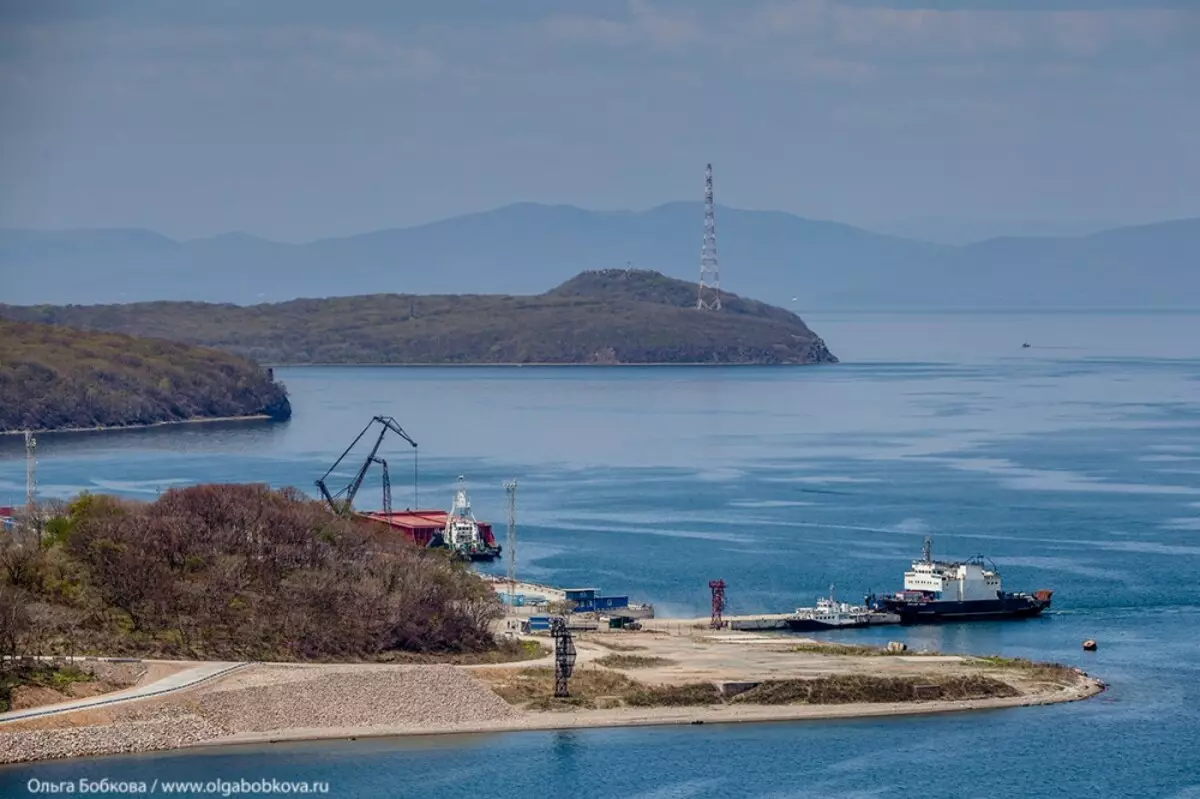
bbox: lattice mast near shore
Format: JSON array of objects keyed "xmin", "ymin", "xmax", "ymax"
[
  {"xmin": 697, "ymin": 163, "xmax": 722, "ymax": 311},
  {"xmin": 709, "ymin": 579, "xmax": 727, "ymax": 629}
]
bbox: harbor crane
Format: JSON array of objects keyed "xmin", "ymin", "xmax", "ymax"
[{"xmin": 316, "ymin": 415, "xmax": 418, "ymax": 517}]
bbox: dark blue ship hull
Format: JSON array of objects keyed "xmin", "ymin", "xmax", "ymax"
[{"xmin": 872, "ymin": 593, "xmax": 1050, "ymax": 625}]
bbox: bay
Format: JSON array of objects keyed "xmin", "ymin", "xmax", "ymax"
[{"xmin": 2, "ymin": 310, "xmax": 1199, "ymax": 798}]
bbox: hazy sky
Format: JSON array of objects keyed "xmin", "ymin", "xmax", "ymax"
[{"xmin": 1, "ymin": 0, "xmax": 1197, "ymax": 241}]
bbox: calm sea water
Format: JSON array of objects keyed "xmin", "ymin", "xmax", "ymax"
[{"xmin": 3, "ymin": 311, "xmax": 1200, "ymax": 798}]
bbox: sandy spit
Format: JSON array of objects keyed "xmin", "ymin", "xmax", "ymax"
[{"xmin": 0, "ymin": 664, "xmax": 1103, "ymax": 765}]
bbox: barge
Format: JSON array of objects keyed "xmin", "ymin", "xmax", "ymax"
[
  {"xmin": 365, "ymin": 476, "xmax": 502, "ymax": 561},
  {"xmin": 866, "ymin": 537, "xmax": 1052, "ymax": 624}
]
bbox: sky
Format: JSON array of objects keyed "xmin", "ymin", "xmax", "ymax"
[{"xmin": 1, "ymin": 0, "xmax": 1197, "ymax": 242}]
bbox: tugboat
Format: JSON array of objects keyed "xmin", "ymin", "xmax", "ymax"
[
  {"xmin": 787, "ymin": 586, "xmax": 875, "ymax": 631},
  {"xmin": 443, "ymin": 475, "xmax": 502, "ymax": 562},
  {"xmin": 866, "ymin": 537, "xmax": 1052, "ymax": 624}
]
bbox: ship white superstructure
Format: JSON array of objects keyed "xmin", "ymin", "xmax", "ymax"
[
  {"xmin": 902, "ymin": 538, "xmax": 1002, "ymax": 602},
  {"xmin": 444, "ymin": 475, "xmax": 485, "ymax": 551}
]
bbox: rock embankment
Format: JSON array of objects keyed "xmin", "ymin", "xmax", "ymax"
[
  {"xmin": 197, "ymin": 664, "xmax": 518, "ymax": 732},
  {"xmin": 0, "ymin": 664, "xmax": 515, "ymax": 764}
]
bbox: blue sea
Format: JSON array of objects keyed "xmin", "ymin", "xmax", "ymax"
[{"xmin": 2, "ymin": 310, "xmax": 1199, "ymax": 798}]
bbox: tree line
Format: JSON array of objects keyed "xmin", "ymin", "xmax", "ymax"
[
  {"xmin": 0, "ymin": 484, "xmax": 503, "ymax": 690},
  {"xmin": 0, "ymin": 319, "xmax": 291, "ymax": 433}
]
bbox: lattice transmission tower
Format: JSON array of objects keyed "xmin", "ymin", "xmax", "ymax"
[
  {"xmin": 709, "ymin": 579, "xmax": 727, "ymax": 629},
  {"xmin": 697, "ymin": 163, "xmax": 722, "ymax": 311}
]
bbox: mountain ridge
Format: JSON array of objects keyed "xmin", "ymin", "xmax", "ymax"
[{"xmin": 2, "ymin": 205, "xmax": 1196, "ymax": 309}]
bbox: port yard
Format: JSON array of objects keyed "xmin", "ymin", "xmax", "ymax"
[{"xmin": 0, "ymin": 615, "xmax": 1103, "ymax": 764}]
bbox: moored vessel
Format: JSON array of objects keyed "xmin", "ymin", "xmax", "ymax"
[
  {"xmin": 440, "ymin": 475, "xmax": 503, "ymax": 561},
  {"xmin": 786, "ymin": 586, "xmax": 900, "ymax": 631},
  {"xmin": 866, "ymin": 537, "xmax": 1052, "ymax": 624}
]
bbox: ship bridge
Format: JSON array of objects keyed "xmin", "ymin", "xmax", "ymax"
[{"xmin": 903, "ymin": 539, "xmax": 1002, "ymax": 601}]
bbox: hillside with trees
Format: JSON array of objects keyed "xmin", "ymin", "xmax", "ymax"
[
  {"xmin": 0, "ymin": 320, "xmax": 291, "ymax": 433},
  {"xmin": 0, "ymin": 270, "xmax": 837, "ymax": 366},
  {"xmin": 0, "ymin": 484, "xmax": 504, "ymax": 708}
]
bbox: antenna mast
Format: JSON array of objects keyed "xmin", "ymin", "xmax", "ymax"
[
  {"xmin": 709, "ymin": 578, "xmax": 727, "ymax": 629},
  {"xmin": 504, "ymin": 480, "xmax": 518, "ymax": 599},
  {"xmin": 697, "ymin": 163, "xmax": 721, "ymax": 311}
]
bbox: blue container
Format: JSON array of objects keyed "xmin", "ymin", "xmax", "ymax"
[{"xmin": 564, "ymin": 588, "xmax": 598, "ymax": 602}]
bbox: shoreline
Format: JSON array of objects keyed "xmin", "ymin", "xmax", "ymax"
[
  {"xmin": 0, "ymin": 631, "xmax": 1106, "ymax": 765},
  {"xmin": 267, "ymin": 361, "xmax": 835, "ymax": 368},
  {"xmin": 193, "ymin": 675, "xmax": 1104, "ymax": 752},
  {"xmin": 0, "ymin": 414, "xmax": 275, "ymax": 437},
  {"xmin": 0, "ymin": 672, "xmax": 1104, "ymax": 766}
]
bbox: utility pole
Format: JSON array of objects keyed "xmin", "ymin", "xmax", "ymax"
[
  {"xmin": 24, "ymin": 430, "xmax": 39, "ymax": 542},
  {"xmin": 504, "ymin": 480, "xmax": 518, "ymax": 600}
]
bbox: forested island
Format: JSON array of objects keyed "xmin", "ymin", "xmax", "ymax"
[
  {"xmin": 0, "ymin": 319, "xmax": 290, "ymax": 433},
  {"xmin": 0, "ymin": 270, "xmax": 838, "ymax": 366}
]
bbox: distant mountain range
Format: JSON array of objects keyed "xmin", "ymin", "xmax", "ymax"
[
  {"xmin": 2, "ymin": 204, "xmax": 1197, "ymax": 308},
  {"xmin": 872, "ymin": 216, "xmax": 1123, "ymax": 246}
]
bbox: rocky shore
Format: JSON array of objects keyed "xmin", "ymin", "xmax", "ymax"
[{"xmin": 0, "ymin": 665, "xmax": 518, "ymax": 764}]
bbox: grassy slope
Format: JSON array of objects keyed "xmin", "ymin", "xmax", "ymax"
[
  {"xmin": 0, "ymin": 271, "xmax": 838, "ymax": 366},
  {"xmin": 0, "ymin": 319, "xmax": 290, "ymax": 433}
]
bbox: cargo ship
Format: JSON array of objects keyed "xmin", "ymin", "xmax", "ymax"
[{"xmin": 865, "ymin": 537, "xmax": 1052, "ymax": 624}]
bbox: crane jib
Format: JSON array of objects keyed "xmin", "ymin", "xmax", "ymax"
[{"xmin": 315, "ymin": 415, "xmax": 419, "ymax": 515}]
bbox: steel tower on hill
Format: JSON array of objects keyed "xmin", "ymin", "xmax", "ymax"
[{"xmin": 697, "ymin": 163, "xmax": 722, "ymax": 311}]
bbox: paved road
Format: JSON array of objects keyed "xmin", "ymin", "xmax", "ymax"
[{"xmin": 0, "ymin": 660, "xmax": 249, "ymax": 725}]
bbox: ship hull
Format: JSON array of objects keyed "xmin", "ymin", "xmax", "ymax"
[
  {"xmin": 878, "ymin": 596, "xmax": 1050, "ymax": 625},
  {"xmin": 785, "ymin": 618, "xmax": 870, "ymax": 632}
]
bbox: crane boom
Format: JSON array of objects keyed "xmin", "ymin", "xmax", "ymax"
[{"xmin": 315, "ymin": 415, "xmax": 418, "ymax": 515}]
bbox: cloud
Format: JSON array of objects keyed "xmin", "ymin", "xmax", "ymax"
[
  {"xmin": 540, "ymin": 0, "xmax": 703, "ymax": 52},
  {"xmin": 743, "ymin": 1, "xmax": 1197, "ymax": 62}
]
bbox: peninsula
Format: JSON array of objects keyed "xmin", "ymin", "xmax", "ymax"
[
  {"xmin": 0, "ymin": 270, "xmax": 837, "ymax": 366},
  {"xmin": 0, "ymin": 485, "xmax": 1101, "ymax": 764},
  {"xmin": 0, "ymin": 320, "xmax": 290, "ymax": 434}
]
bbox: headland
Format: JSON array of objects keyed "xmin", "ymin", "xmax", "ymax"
[
  {"xmin": 0, "ymin": 319, "xmax": 290, "ymax": 434},
  {"xmin": 0, "ymin": 270, "xmax": 837, "ymax": 366}
]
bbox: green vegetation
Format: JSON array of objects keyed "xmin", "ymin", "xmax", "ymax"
[
  {"xmin": 594, "ymin": 654, "xmax": 674, "ymax": 669},
  {"xmin": 478, "ymin": 667, "xmax": 1020, "ymax": 711},
  {"xmin": 624, "ymin": 682, "xmax": 722, "ymax": 707},
  {"xmin": 378, "ymin": 639, "xmax": 548, "ymax": 665},
  {"xmin": 0, "ymin": 661, "xmax": 94, "ymax": 713},
  {"xmin": 972, "ymin": 655, "xmax": 1078, "ymax": 685},
  {"xmin": 587, "ymin": 639, "xmax": 648, "ymax": 652},
  {"xmin": 730, "ymin": 675, "xmax": 1020, "ymax": 705},
  {"xmin": 0, "ymin": 270, "xmax": 838, "ymax": 366},
  {"xmin": 0, "ymin": 484, "xmax": 504, "ymax": 674},
  {"xmin": 0, "ymin": 319, "xmax": 290, "ymax": 433}
]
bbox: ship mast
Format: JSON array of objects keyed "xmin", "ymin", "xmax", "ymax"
[
  {"xmin": 447, "ymin": 476, "xmax": 476, "ymax": 523},
  {"xmin": 922, "ymin": 536, "xmax": 932, "ymax": 564}
]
